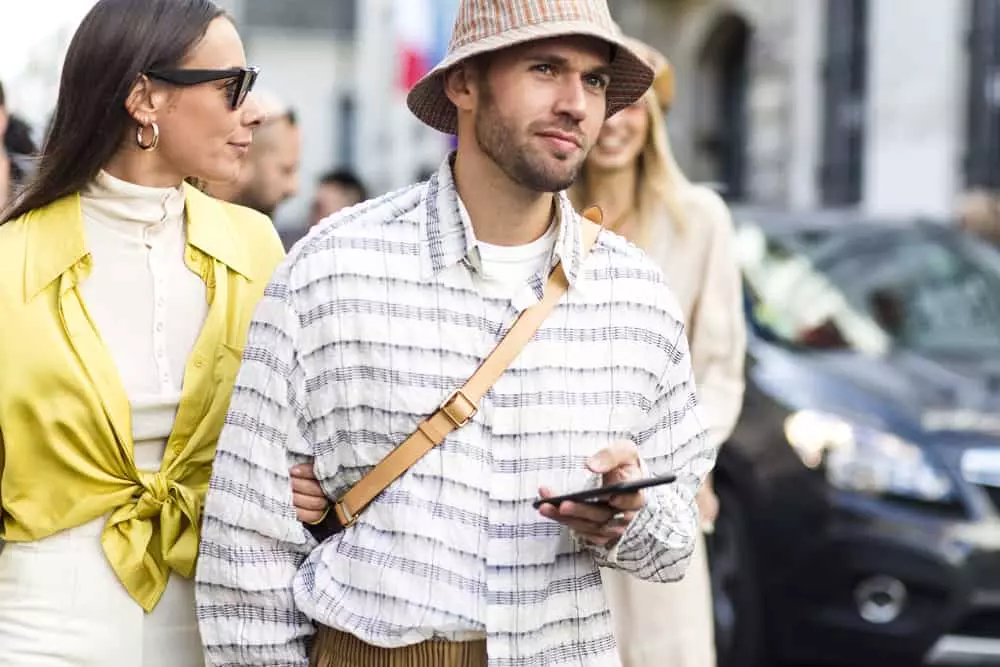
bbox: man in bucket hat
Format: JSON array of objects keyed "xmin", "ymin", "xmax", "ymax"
[{"xmin": 196, "ymin": 1, "xmax": 715, "ymax": 665}]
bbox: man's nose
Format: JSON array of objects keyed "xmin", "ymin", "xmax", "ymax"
[{"xmin": 552, "ymin": 78, "xmax": 588, "ymax": 123}]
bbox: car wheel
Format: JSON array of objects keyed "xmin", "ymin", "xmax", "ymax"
[{"xmin": 708, "ymin": 481, "xmax": 767, "ymax": 667}]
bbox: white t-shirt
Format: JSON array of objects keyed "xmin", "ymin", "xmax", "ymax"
[{"xmin": 472, "ymin": 223, "xmax": 557, "ymax": 299}]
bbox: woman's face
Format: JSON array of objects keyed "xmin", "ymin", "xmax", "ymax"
[
  {"xmin": 586, "ymin": 98, "xmax": 650, "ymax": 174},
  {"xmin": 147, "ymin": 17, "xmax": 262, "ymax": 184}
]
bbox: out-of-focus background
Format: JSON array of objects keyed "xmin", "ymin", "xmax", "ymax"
[
  {"xmin": 5, "ymin": 2, "xmax": 1000, "ymax": 666},
  {"xmin": 5, "ymin": 0, "xmax": 1000, "ymax": 231}
]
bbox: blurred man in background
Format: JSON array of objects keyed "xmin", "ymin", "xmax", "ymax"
[
  {"xmin": 0, "ymin": 81, "xmax": 38, "ymax": 212},
  {"xmin": 309, "ymin": 168, "xmax": 368, "ymax": 226},
  {"xmin": 0, "ymin": 81, "xmax": 10, "ymax": 210},
  {"xmin": 957, "ymin": 188, "xmax": 1000, "ymax": 246},
  {"xmin": 212, "ymin": 89, "xmax": 301, "ymax": 218}
]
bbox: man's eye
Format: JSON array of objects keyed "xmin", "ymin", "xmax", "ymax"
[
  {"xmin": 532, "ymin": 64, "xmax": 555, "ymax": 75},
  {"xmin": 584, "ymin": 74, "xmax": 610, "ymax": 90}
]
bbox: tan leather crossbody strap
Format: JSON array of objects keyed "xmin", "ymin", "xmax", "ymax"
[{"xmin": 331, "ymin": 208, "xmax": 605, "ymax": 530}]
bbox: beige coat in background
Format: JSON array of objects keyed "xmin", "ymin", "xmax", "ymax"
[{"xmin": 602, "ymin": 184, "xmax": 747, "ymax": 667}]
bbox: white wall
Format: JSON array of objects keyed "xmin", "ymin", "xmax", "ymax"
[
  {"xmin": 241, "ymin": 32, "xmax": 354, "ymax": 229},
  {"xmin": 864, "ymin": 0, "xmax": 966, "ymax": 219}
]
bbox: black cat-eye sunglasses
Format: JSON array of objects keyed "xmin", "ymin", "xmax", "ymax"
[{"xmin": 145, "ymin": 66, "xmax": 260, "ymax": 110}]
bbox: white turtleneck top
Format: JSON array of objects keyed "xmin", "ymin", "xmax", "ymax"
[{"xmin": 79, "ymin": 171, "xmax": 208, "ymax": 470}]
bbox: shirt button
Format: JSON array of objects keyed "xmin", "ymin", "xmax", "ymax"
[
  {"xmin": 193, "ymin": 356, "xmax": 205, "ymax": 368},
  {"xmin": 156, "ymin": 323, "xmax": 164, "ymax": 333}
]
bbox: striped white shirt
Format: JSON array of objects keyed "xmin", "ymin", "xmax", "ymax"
[{"xmin": 195, "ymin": 157, "xmax": 714, "ymax": 667}]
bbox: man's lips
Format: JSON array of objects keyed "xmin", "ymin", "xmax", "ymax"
[{"xmin": 536, "ymin": 130, "xmax": 582, "ymax": 151}]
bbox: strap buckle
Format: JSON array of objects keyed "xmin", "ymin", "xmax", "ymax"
[
  {"xmin": 439, "ymin": 389, "xmax": 478, "ymax": 428},
  {"xmin": 333, "ymin": 499, "xmax": 357, "ymax": 529}
]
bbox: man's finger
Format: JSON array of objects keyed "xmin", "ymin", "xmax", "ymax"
[
  {"xmin": 608, "ymin": 492, "xmax": 644, "ymax": 512},
  {"xmin": 586, "ymin": 441, "xmax": 640, "ymax": 475},
  {"xmin": 296, "ymin": 508, "xmax": 327, "ymax": 524},
  {"xmin": 292, "ymin": 492, "xmax": 329, "ymax": 512},
  {"xmin": 289, "ymin": 463, "xmax": 317, "ymax": 480},
  {"xmin": 291, "ymin": 476, "xmax": 326, "ymax": 497},
  {"xmin": 543, "ymin": 512, "xmax": 625, "ymax": 541},
  {"xmin": 538, "ymin": 501, "xmax": 628, "ymax": 535},
  {"xmin": 557, "ymin": 500, "xmax": 617, "ymax": 525}
]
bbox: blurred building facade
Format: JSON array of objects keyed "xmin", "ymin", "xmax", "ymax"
[
  {"xmin": 216, "ymin": 0, "xmax": 451, "ymax": 230},
  {"xmin": 615, "ymin": 0, "xmax": 999, "ymax": 222},
  {"xmin": 9, "ymin": 0, "xmax": 1000, "ymax": 226}
]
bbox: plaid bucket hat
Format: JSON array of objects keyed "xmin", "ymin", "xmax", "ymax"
[
  {"xmin": 622, "ymin": 35, "xmax": 675, "ymax": 110},
  {"xmin": 407, "ymin": 0, "xmax": 655, "ymax": 135}
]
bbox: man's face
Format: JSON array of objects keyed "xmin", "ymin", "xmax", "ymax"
[
  {"xmin": 238, "ymin": 118, "xmax": 301, "ymax": 216},
  {"xmin": 469, "ymin": 36, "xmax": 611, "ymax": 193},
  {"xmin": 0, "ymin": 105, "xmax": 8, "ymax": 145},
  {"xmin": 310, "ymin": 182, "xmax": 361, "ymax": 226}
]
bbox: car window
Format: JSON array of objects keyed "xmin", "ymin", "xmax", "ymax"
[{"xmin": 735, "ymin": 221, "xmax": 1000, "ymax": 355}]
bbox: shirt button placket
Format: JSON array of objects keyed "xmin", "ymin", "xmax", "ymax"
[{"xmin": 150, "ymin": 238, "xmax": 172, "ymax": 391}]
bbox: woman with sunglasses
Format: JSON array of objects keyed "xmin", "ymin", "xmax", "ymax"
[
  {"xmin": 570, "ymin": 38, "xmax": 747, "ymax": 667},
  {"xmin": 0, "ymin": 1, "xmax": 288, "ymax": 664}
]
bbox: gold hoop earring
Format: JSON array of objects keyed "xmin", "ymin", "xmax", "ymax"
[{"xmin": 136, "ymin": 122, "xmax": 160, "ymax": 151}]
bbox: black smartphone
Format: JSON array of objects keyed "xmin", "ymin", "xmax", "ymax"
[{"xmin": 532, "ymin": 473, "xmax": 677, "ymax": 510}]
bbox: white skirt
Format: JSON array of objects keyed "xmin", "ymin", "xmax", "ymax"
[
  {"xmin": 601, "ymin": 532, "xmax": 715, "ymax": 667},
  {"xmin": 0, "ymin": 516, "xmax": 204, "ymax": 667}
]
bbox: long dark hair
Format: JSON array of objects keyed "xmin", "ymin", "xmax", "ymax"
[{"xmin": 1, "ymin": 0, "xmax": 226, "ymax": 223}]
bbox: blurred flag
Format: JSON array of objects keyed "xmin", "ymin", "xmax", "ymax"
[
  {"xmin": 395, "ymin": 0, "xmax": 460, "ymax": 92},
  {"xmin": 395, "ymin": 0, "xmax": 434, "ymax": 91}
]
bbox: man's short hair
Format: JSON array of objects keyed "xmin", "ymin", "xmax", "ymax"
[
  {"xmin": 252, "ymin": 89, "xmax": 296, "ymax": 128},
  {"xmin": 320, "ymin": 169, "xmax": 368, "ymax": 202}
]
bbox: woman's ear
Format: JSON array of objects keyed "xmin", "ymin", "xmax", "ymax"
[{"xmin": 125, "ymin": 75, "xmax": 166, "ymax": 126}]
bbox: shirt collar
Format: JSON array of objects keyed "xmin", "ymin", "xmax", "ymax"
[
  {"xmin": 24, "ymin": 181, "xmax": 257, "ymax": 301},
  {"xmin": 421, "ymin": 154, "xmax": 588, "ymax": 287},
  {"xmin": 181, "ymin": 182, "xmax": 256, "ymax": 279}
]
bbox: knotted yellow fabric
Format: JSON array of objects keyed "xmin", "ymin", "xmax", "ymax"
[
  {"xmin": 0, "ymin": 186, "xmax": 285, "ymax": 612},
  {"xmin": 103, "ymin": 473, "xmax": 202, "ymax": 611}
]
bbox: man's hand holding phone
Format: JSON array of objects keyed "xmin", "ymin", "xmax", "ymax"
[{"xmin": 536, "ymin": 440, "xmax": 650, "ymax": 547}]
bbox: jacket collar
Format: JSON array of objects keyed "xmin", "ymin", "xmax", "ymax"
[
  {"xmin": 421, "ymin": 155, "xmax": 587, "ymax": 287},
  {"xmin": 24, "ymin": 182, "xmax": 257, "ymax": 301}
]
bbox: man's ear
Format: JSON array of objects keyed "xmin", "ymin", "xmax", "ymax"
[
  {"xmin": 443, "ymin": 62, "xmax": 479, "ymax": 114},
  {"xmin": 125, "ymin": 75, "xmax": 168, "ymax": 126}
]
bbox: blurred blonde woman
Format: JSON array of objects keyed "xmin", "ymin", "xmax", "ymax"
[{"xmin": 570, "ymin": 38, "xmax": 747, "ymax": 667}]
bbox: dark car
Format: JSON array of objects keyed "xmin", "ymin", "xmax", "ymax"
[{"xmin": 710, "ymin": 210, "xmax": 1000, "ymax": 667}]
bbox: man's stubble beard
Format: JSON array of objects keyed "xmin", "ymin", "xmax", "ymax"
[
  {"xmin": 235, "ymin": 186, "xmax": 276, "ymax": 217},
  {"xmin": 473, "ymin": 82, "xmax": 585, "ymax": 194},
  {"xmin": 233, "ymin": 165, "xmax": 279, "ymax": 217}
]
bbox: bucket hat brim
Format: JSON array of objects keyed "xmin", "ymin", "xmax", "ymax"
[{"xmin": 407, "ymin": 19, "xmax": 655, "ymax": 135}]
